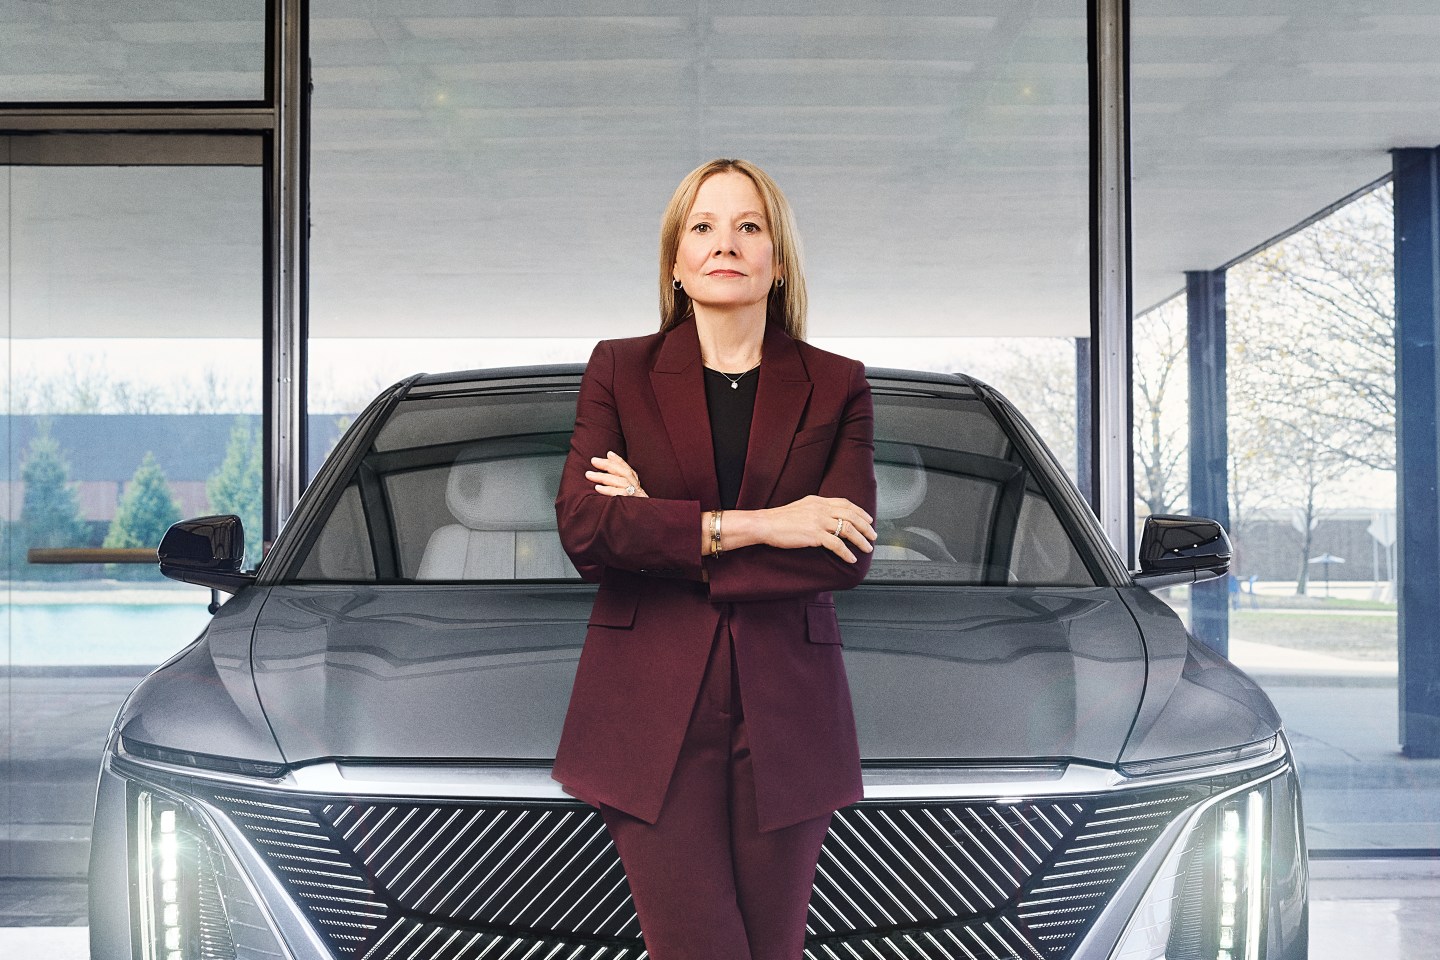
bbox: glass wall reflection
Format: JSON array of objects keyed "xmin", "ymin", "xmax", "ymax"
[
  {"xmin": 1131, "ymin": 0, "xmax": 1424, "ymax": 851},
  {"xmin": 3, "ymin": 166, "xmax": 262, "ymax": 876},
  {"xmin": 0, "ymin": 1, "xmax": 266, "ymax": 101},
  {"xmin": 308, "ymin": 2, "xmax": 1092, "ymax": 481}
]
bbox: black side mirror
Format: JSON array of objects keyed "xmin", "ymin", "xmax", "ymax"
[
  {"xmin": 1133, "ymin": 514, "xmax": 1232, "ymax": 589},
  {"xmin": 158, "ymin": 515, "xmax": 255, "ymax": 594}
]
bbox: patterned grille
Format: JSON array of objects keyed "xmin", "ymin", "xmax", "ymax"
[
  {"xmin": 195, "ymin": 838, "xmax": 239, "ymax": 960},
  {"xmin": 204, "ymin": 786, "xmax": 1202, "ymax": 960}
]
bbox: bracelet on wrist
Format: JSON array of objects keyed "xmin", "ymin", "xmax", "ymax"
[{"xmin": 709, "ymin": 508, "xmax": 723, "ymax": 558}]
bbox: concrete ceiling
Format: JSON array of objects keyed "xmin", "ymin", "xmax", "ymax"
[
  {"xmin": 1130, "ymin": 0, "xmax": 1440, "ymax": 312},
  {"xmin": 2, "ymin": 2, "xmax": 1438, "ymax": 340},
  {"xmin": 307, "ymin": 1, "xmax": 1091, "ymax": 339}
]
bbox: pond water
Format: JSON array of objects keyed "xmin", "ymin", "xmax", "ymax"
[{"xmin": 4, "ymin": 603, "xmax": 215, "ymax": 666}]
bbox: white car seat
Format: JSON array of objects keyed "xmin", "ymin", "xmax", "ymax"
[
  {"xmin": 416, "ymin": 451, "xmax": 572, "ymax": 580},
  {"xmin": 872, "ymin": 444, "xmax": 953, "ymax": 562}
]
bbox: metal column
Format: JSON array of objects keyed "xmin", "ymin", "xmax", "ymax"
[
  {"xmin": 1090, "ymin": 0, "xmax": 1135, "ymax": 559},
  {"xmin": 1186, "ymin": 268, "xmax": 1230, "ymax": 656},
  {"xmin": 1394, "ymin": 146, "xmax": 1440, "ymax": 758},
  {"xmin": 266, "ymin": 0, "xmax": 309, "ymax": 542},
  {"xmin": 1075, "ymin": 337, "xmax": 1094, "ymax": 507}
]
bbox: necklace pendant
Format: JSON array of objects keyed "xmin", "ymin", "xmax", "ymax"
[{"xmin": 731, "ymin": 381, "xmax": 738, "ymax": 390}]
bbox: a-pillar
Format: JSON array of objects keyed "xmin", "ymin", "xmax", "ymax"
[
  {"xmin": 1187, "ymin": 268, "xmax": 1230, "ymax": 656},
  {"xmin": 1394, "ymin": 146, "xmax": 1440, "ymax": 758}
]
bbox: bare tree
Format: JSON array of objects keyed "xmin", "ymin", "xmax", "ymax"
[
  {"xmin": 1133, "ymin": 298, "xmax": 1188, "ymax": 516},
  {"xmin": 1266, "ymin": 414, "xmax": 1350, "ymax": 595},
  {"xmin": 1232, "ymin": 184, "xmax": 1394, "ymax": 472},
  {"xmin": 992, "ymin": 341, "xmax": 1078, "ymax": 480}
]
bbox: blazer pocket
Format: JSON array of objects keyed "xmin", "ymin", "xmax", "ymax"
[
  {"xmin": 791, "ymin": 419, "xmax": 839, "ymax": 451},
  {"xmin": 588, "ymin": 590, "xmax": 639, "ymax": 629},
  {"xmin": 805, "ymin": 602, "xmax": 843, "ymax": 644}
]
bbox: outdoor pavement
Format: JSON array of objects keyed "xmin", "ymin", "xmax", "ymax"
[{"xmin": 1229, "ymin": 628, "xmax": 1436, "ymax": 852}]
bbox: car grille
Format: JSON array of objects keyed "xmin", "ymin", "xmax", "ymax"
[{"xmin": 201, "ymin": 785, "xmax": 1203, "ymax": 960}]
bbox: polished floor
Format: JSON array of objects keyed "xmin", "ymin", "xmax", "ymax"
[{"xmin": 1, "ymin": 859, "xmax": 1437, "ymax": 958}]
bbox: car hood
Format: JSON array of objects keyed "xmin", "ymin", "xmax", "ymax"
[{"xmin": 251, "ymin": 583, "xmax": 1150, "ymax": 766}]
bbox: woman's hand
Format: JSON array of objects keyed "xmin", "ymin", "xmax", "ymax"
[
  {"xmin": 586, "ymin": 451, "xmax": 648, "ymax": 498},
  {"xmin": 757, "ymin": 495, "xmax": 877, "ymax": 563}
]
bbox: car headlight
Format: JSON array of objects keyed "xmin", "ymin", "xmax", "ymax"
[
  {"xmin": 132, "ymin": 784, "xmax": 290, "ymax": 960},
  {"xmin": 1109, "ymin": 779, "xmax": 1271, "ymax": 960}
]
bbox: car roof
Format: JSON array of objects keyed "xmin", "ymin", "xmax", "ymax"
[{"xmin": 407, "ymin": 363, "xmax": 985, "ymax": 397}]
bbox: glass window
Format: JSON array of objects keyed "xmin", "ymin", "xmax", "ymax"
[
  {"xmin": 290, "ymin": 381, "xmax": 1094, "ymax": 587},
  {"xmin": 3, "ymin": 163, "xmax": 263, "ymax": 876},
  {"xmin": 1131, "ymin": 296, "xmax": 1191, "ymax": 626},
  {"xmin": 309, "ymin": 3, "xmax": 1091, "ymax": 479},
  {"xmin": 869, "ymin": 391, "xmax": 1094, "ymax": 586},
  {"xmin": 0, "ymin": 1, "xmax": 266, "ymax": 101},
  {"xmin": 1132, "ymin": 3, "xmax": 1409, "ymax": 852}
]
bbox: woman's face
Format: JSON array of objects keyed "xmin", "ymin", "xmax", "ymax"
[{"xmin": 672, "ymin": 171, "xmax": 777, "ymax": 316}]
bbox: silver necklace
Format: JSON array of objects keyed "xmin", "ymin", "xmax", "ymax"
[{"xmin": 706, "ymin": 361, "xmax": 760, "ymax": 389}]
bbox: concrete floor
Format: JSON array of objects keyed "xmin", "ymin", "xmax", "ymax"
[{"xmin": 2, "ymin": 859, "xmax": 1438, "ymax": 959}]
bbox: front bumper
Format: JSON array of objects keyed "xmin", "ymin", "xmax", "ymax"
[{"xmin": 90, "ymin": 747, "xmax": 1307, "ymax": 960}]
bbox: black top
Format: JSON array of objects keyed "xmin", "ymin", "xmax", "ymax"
[{"xmin": 703, "ymin": 365, "xmax": 760, "ymax": 509}]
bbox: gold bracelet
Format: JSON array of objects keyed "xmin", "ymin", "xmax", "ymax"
[{"xmin": 710, "ymin": 509, "xmax": 723, "ymax": 558}]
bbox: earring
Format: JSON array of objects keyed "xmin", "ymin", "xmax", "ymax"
[
  {"xmin": 672, "ymin": 279, "xmax": 683, "ymax": 291},
  {"xmin": 775, "ymin": 276, "xmax": 785, "ymax": 288}
]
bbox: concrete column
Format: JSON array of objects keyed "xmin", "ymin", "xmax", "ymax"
[
  {"xmin": 1393, "ymin": 147, "xmax": 1440, "ymax": 758},
  {"xmin": 1186, "ymin": 268, "xmax": 1230, "ymax": 656}
]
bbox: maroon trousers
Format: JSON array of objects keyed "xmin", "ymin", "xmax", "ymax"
[{"xmin": 599, "ymin": 618, "xmax": 833, "ymax": 960}]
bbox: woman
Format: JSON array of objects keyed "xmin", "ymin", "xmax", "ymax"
[{"xmin": 551, "ymin": 158, "xmax": 878, "ymax": 960}]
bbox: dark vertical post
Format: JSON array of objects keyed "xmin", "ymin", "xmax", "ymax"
[
  {"xmin": 1187, "ymin": 268, "xmax": 1230, "ymax": 656},
  {"xmin": 1075, "ymin": 337, "xmax": 1094, "ymax": 509},
  {"xmin": 1394, "ymin": 147, "xmax": 1440, "ymax": 758}
]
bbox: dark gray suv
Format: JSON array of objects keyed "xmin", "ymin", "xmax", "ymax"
[{"xmin": 88, "ymin": 365, "xmax": 1307, "ymax": 960}]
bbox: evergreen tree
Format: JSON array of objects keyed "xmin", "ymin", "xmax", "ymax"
[
  {"xmin": 105, "ymin": 452, "xmax": 183, "ymax": 557},
  {"xmin": 18, "ymin": 429, "xmax": 87, "ymax": 579},
  {"xmin": 206, "ymin": 418, "xmax": 263, "ymax": 565}
]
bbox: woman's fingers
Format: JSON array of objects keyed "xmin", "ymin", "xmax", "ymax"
[
  {"xmin": 587, "ymin": 453, "xmax": 645, "ymax": 497},
  {"xmin": 821, "ymin": 497, "xmax": 877, "ymax": 549},
  {"xmin": 842, "ymin": 520, "xmax": 874, "ymax": 553},
  {"xmin": 758, "ymin": 495, "xmax": 879, "ymax": 560},
  {"xmin": 840, "ymin": 511, "xmax": 877, "ymax": 546},
  {"xmin": 822, "ymin": 532, "xmax": 858, "ymax": 564}
]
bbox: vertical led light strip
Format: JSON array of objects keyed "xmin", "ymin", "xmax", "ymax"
[
  {"xmin": 136, "ymin": 790, "xmax": 188, "ymax": 960},
  {"xmin": 159, "ymin": 806, "xmax": 183, "ymax": 959},
  {"xmin": 136, "ymin": 791, "xmax": 160, "ymax": 960},
  {"xmin": 1218, "ymin": 806, "xmax": 1241, "ymax": 958},
  {"xmin": 1244, "ymin": 790, "xmax": 1266, "ymax": 960}
]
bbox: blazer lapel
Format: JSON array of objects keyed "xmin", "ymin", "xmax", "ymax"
[
  {"xmin": 736, "ymin": 322, "xmax": 812, "ymax": 510},
  {"xmin": 649, "ymin": 319, "xmax": 722, "ymax": 508}
]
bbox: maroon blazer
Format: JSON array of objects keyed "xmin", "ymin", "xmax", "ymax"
[{"xmin": 550, "ymin": 316, "xmax": 877, "ymax": 833}]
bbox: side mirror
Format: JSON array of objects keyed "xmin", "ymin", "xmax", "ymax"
[
  {"xmin": 1133, "ymin": 514, "xmax": 1232, "ymax": 590},
  {"xmin": 158, "ymin": 515, "xmax": 255, "ymax": 594}
]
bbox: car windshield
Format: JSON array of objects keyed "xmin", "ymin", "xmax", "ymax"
[{"xmin": 288, "ymin": 379, "xmax": 1097, "ymax": 587}]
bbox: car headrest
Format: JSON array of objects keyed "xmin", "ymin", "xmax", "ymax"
[
  {"xmin": 446, "ymin": 449, "xmax": 564, "ymax": 531},
  {"xmin": 874, "ymin": 442, "xmax": 927, "ymax": 521}
]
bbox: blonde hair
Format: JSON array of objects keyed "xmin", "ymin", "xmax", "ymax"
[{"xmin": 658, "ymin": 158, "xmax": 807, "ymax": 340}]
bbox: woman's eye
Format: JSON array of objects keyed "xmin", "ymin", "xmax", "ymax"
[
  {"xmin": 692, "ymin": 223, "xmax": 711, "ymax": 233},
  {"xmin": 739, "ymin": 222, "xmax": 760, "ymax": 233}
]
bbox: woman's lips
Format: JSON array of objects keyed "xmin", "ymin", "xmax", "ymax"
[{"xmin": 706, "ymin": 270, "xmax": 744, "ymax": 277}]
